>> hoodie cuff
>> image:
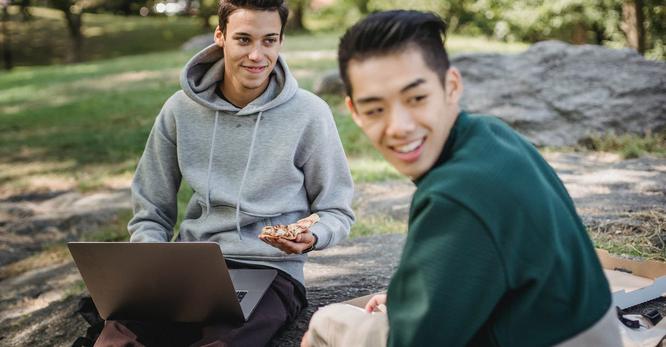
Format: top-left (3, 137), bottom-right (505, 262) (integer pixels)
top-left (303, 233), bottom-right (319, 253)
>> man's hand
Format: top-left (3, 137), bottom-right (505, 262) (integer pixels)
top-left (300, 330), bottom-right (312, 347)
top-left (364, 294), bottom-right (387, 313)
top-left (261, 230), bottom-right (316, 254)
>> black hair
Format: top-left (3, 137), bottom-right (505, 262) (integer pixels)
top-left (338, 10), bottom-right (450, 97)
top-left (218, 0), bottom-right (289, 39)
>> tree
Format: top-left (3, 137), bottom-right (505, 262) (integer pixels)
top-left (621, 0), bottom-right (646, 54)
top-left (50, 0), bottom-right (84, 62)
top-left (1, 0), bottom-right (12, 70)
top-left (198, 0), bottom-right (217, 30)
top-left (19, 0), bottom-right (31, 21)
top-left (353, 0), bottom-right (369, 15)
top-left (286, 0), bottom-right (308, 32)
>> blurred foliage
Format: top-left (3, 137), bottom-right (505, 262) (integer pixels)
top-left (306, 0), bottom-right (665, 60)
top-left (2, 0), bottom-right (663, 69)
top-left (1, 6), bottom-right (203, 66)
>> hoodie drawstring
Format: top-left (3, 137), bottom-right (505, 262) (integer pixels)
top-left (235, 111), bottom-right (263, 240)
top-left (205, 111), bottom-right (220, 216)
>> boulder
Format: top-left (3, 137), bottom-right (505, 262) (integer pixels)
top-left (181, 34), bottom-right (213, 52)
top-left (455, 40), bottom-right (666, 146)
top-left (313, 69), bottom-right (346, 96)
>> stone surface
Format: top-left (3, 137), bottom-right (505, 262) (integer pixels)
top-left (181, 34), bottom-right (213, 52)
top-left (455, 40), bottom-right (666, 146)
top-left (310, 41), bottom-right (666, 146)
top-left (313, 69), bottom-right (346, 96)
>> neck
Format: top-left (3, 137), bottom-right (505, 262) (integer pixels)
top-left (221, 75), bottom-right (270, 108)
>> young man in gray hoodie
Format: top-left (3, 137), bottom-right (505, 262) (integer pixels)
top-left (94, 0), bottom-right (355, 345)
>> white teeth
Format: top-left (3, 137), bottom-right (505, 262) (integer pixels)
top-left (395, 139), bottom-right (423, 153)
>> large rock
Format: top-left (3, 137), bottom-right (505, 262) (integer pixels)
top-left (313, 69), bottom-right (346, 96)
top-left (455, 40), bottom-right (666, 146)
top-left (181, 34), bottom-right (213, 52)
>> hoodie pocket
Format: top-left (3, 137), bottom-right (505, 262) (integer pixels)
top-left (210, 202), bottom-right (283, 218)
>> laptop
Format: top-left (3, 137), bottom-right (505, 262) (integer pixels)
top-left (68, 241), bottom-right (277, 323)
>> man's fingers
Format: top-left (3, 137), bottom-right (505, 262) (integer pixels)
top-left (301, 331), bottom-right (311, 347)
top-left (278, 238), bottom-right (309, 254)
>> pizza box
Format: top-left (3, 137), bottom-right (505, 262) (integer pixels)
top-left (343, 250), bottom-right (666, 311)
top-left (598, 249), bottom-right (666, 309)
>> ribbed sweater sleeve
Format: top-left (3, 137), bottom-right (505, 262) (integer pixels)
top-left (387, 194), bottom-right (508, 346)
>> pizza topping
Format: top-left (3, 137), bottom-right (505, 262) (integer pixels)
top-left (259, 213), bottom-right (320, 241)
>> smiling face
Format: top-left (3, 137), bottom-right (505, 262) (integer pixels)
top-left (346, 48), bottom-right (463, 180)
top-left (214, 9), bottom-right (282, 107)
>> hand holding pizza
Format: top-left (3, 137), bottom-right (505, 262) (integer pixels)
top-left (259, 214), bottom-right (319, 254)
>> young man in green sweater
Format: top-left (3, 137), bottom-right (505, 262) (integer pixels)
top-left (302, 10), bottom-right (621, 347)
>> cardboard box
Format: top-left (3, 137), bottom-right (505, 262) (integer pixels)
top-left (344, 251), bottom-right (666, 310)
top-left (598, 249), bottom-right (666, 309)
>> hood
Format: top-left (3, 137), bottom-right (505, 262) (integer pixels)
top-left (180, 43), bottom-right (298, 115)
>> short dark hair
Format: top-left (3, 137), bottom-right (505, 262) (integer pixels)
top-left (338, 10), bottom-right (450, 97)
top-left (218, 0), bottom-right (289, 39)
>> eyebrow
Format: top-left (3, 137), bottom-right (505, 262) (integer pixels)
top-left (400, 78), bottom-right (426, 93)
top-left (355, 78), bottom-right (427, 105)
top-left (233, 32), bottom-right (280, 38)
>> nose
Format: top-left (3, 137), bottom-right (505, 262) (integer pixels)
top-left (248, 44), bottom-right (263, 61)
top-left (385, 104), bottom-right (416, 138)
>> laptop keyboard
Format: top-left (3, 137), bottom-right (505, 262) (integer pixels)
top-left (236, 290), bottom-right (248, 302)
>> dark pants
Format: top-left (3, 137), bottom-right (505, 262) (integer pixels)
top-left (94, 274), bottom-right (304, 347)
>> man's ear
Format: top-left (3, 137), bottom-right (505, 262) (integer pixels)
top-left (214, 26), bottom-right (224, 48)
top-left (345, 96), bottom-right (363, 128)
top-left (445, 67), bottom-right (464, 105)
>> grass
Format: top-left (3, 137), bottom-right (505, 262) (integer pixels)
top-left (578, 131), bottom-right (666, 159)
top-left (589, 210), bottom-right (666, 261)
top-left (350, 215), bottom-right (407, 238)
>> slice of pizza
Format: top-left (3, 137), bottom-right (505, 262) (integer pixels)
top-left (259, 213), bottom-right (320, 241)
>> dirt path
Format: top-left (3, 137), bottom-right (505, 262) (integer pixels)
top-left (0, 151), bottom-right (664, 346)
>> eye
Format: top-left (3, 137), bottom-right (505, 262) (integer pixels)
top-left (264, 38), bottom-right (278, 46)
top-left (363, 107), bottom-right (384, 117)
top-left (237, 37), bottom-right (250, 45)
top-left (408, 95), bottom-right (428, 105)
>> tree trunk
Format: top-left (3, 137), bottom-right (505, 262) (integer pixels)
top-left (355, 0), bottom-right (369, 15)
top-left (621, 0), bottom-right (646, 54)
top-left (63, 9), bottom-right (83, 62)
top-left (20, 0), bottom-right (31, 21)
top-left (591, 22), bottom-right (606, 45)
top-left (286, 0), bottom-right (306, 32)
top-left (571, 22), bottom-right (588, 44)
top-left (2, 3), bottom-right (12, 70)
top-left (184, 0), bottom-right (193, 15)
top-left (52, 1), bottom-right (84, 62)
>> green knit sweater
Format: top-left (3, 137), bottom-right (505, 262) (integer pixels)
top-left (386, 112), bottom-right (611, 346)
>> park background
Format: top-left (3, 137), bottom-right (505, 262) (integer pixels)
top-left (0, 1), bottom-right (665, 345)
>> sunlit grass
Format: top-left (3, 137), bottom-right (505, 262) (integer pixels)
top-left (579, 131), bottom-right (666, 159)
top-left (349, 157), bottom-right (402, 183)
top-left (351, 215), bottom-right (407, 238)
top-left (590, 210), bottom-right (666, 261)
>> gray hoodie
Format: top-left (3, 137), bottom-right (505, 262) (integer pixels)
top-left (128, 44), bottom-right (355, 284)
